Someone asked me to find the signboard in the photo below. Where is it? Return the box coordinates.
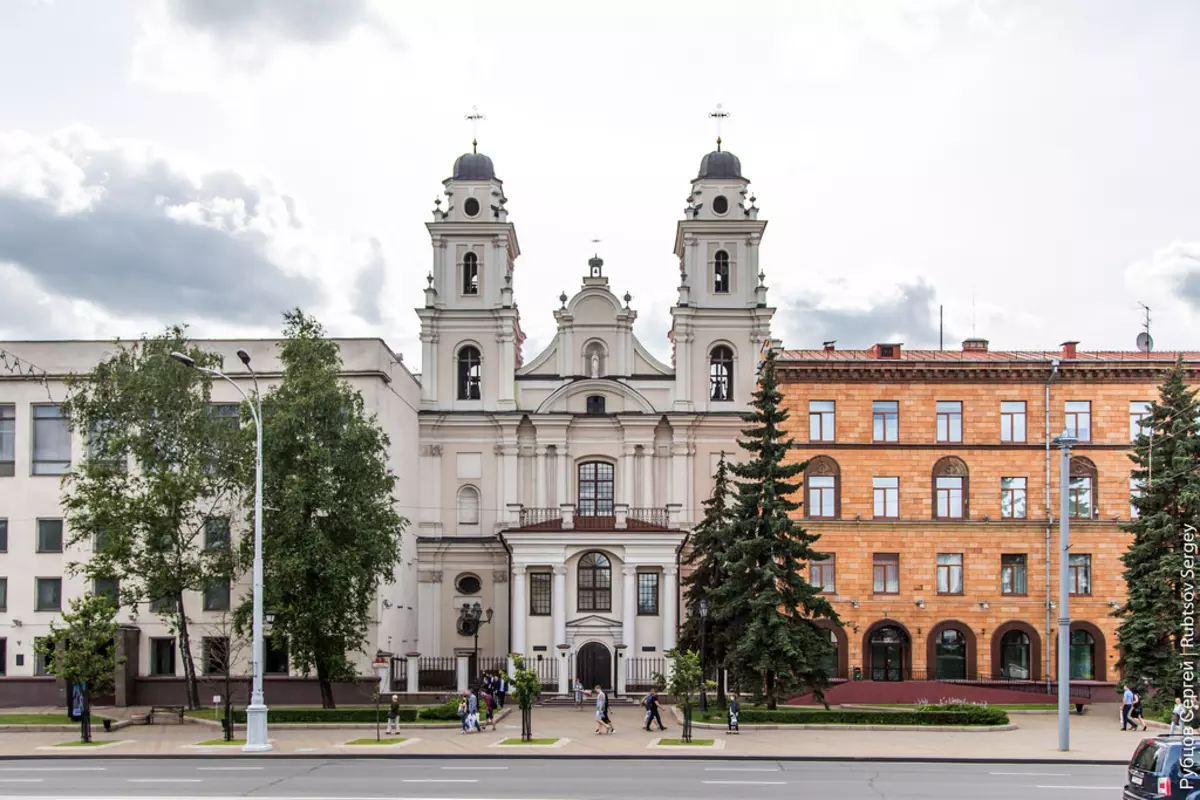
[213,695,222,705]
[68,683,86,721]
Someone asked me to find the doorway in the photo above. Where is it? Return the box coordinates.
[576,642,612,691]
[868,625,909,681]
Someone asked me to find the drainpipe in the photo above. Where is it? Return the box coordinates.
[500,533,513,659]
[1044,359,1060,690]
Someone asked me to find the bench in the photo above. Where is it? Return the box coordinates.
[148,706,186,724]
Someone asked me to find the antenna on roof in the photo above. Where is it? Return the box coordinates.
[1137,302,1153,352]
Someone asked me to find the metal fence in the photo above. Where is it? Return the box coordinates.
[418,656,457,692]
[389,657,407,690]
[626,658,664,692]
[532,657,559,692]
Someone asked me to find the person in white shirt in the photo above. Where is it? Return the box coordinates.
[1170,696,1185,735]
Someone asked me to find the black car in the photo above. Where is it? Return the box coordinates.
[1125,735,1200,798]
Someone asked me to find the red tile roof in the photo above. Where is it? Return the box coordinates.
[778,349,1200,364]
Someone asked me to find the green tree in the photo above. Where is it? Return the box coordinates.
[244,309,407,708]
[653,649,711,742]
[1117,357,1200,693]
[712,347,839,710]
[505,654,542,741]
[61,328,247,710]
[678,453,735,703]
[35,594,122,742]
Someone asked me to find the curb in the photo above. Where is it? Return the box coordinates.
[670,706,1017,733]
[0,720,132,733]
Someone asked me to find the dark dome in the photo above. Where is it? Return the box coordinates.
[453,152,496,181]
[697,150,742,180]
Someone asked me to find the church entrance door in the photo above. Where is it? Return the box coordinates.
[576,642,612,691]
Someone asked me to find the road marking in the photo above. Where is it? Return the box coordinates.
[127,778,204,783]
[0,779,44,784]
[402,779,480,783]
[705,767,780,772]
[442,766,509,770]
[1034,786,1124,790]
[703,780,788,786]
[992,772,1071,776]
[0,767,106,772]
[196,766,264,771]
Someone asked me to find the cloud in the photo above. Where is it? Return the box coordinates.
[1124,241,1200,314]
[0,128,319,327]
[353,237,386,325]
[780,279,949,349]
[165,0,377,44]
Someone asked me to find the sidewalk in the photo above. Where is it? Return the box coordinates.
[0,704,1143,763]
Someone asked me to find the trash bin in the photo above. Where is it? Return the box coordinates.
[853,666,862,681]
[102,719,112,732]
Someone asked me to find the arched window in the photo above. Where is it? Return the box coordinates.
[461,252,479,295]
[709,346,733,402]
[577,461,615,517]
[577,552,612,612]
[457,346,481,400]
[932,456,969,520]
[713,250,730,294]
[999,630,1031,679]
[820,628,839,678]
[934,628,967,680]
[1069,629,1095,680]
[1068,456,1098,519]
[456,485,480,525]
[805,456,841,519]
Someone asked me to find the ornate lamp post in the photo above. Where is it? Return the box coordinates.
[699,598,709,712]
[459,602,493,686]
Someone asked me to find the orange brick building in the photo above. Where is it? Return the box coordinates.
[774,339,1200,695]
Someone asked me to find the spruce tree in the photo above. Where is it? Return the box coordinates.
[1117,356,1200,694]
[712,348,839,709]
[679,454,735,703]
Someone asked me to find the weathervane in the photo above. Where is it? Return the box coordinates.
[465,106,485,153]
[709,104,730,151]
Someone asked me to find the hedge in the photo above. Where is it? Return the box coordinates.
[417,698,463,721]
[914,703,1009,726]
[220,707,430,724]
[712,707,1008,726]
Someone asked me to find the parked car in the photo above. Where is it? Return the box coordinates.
[1125,735,1200,799]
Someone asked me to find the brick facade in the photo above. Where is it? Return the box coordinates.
[775,341,1200,692]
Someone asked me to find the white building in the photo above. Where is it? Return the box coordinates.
[0,140,773,703]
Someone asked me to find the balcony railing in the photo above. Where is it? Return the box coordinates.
[508,503,680,532]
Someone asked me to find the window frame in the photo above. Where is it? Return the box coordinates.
[932,457,969,520]
[0,518,7,553]
[1068,457,1098,520]
[456,346,482,401]
[586,395,606,415]
[808,400,836,442]
[528,572,551,616]
[712,250,730,294]
[804,456,840,520]
[1068,553,1092,596]
[36,518,64,553]
[203,579,231,612]
[1129,401,1152,441]
[0,576,6,612]
[461,251,480,295]
[872,476,899,519]
[936,553,964,595]
[936,400,963,443]
[1000,401,1027,443]
[1130,476,1144,519]
[1000,476,1027,519]
[202,636,229,676]
[265,636,289,675]
[709,346,734,402]
[31,403,70,476]
[1001,554,1027,596]
[203,517,230,550]
[35,577,62,612]
[93,577,119,607]
[1064,400,1092,443]
[810,556,836,594]
[872,552,900,595]
[637,571,660,616]
[872,401,899,442]
[0,404,14,477]
[577,552,612,613]
[456,485,481,525]
[577,462,615,517]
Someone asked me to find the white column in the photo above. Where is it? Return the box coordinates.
[552,565,568,647]
[622,444,635,508]
[406,653,420,694]
[502,444,519,510]
[670,443,688,509]
[535,446,548,508]
[456,656,469,692]
[622,566,637,654]
[662,566,678,652]
[512,565,528,657]
[557,446,570,507]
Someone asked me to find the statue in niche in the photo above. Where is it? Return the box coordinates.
[590,352,600,378]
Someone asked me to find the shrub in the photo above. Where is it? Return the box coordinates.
[221,707,420,724]
[914,703,1008,726]
[417,698,462,721]
[720,708,1007,726]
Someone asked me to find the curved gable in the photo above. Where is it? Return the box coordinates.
[535,378,657,414]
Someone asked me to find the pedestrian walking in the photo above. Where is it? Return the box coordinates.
[482,687,498,731]
[727,693,740,734]
[468,689,481,732]
[573,678,584,710]
[594,685,614,734]
[458,693,469,734]
[386,694,401,735]
[1170,697,1185,735]
[1129,691,1148,732]
[642,689,665,731]
[497,674,508,708]
[1121,685,1135,731]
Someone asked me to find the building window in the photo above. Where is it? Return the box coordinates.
[586,395,606,414]
[872,401,899,442]
[999,630,1031,679]
[1064,401,1092,442]
[456,573,482,595]
[529,572,551,616]
[934,628,967,680]
[461,251,479,295]
[1069,554,1091,596]
[0,577,6,612]
[0,518,6,553]
[872,553,899,594]
[1068,456,1098,519]
[1001,477,1027,519]
[456,346,482,400]
[809,401,835,442]
[936,401,963,443]
[577,462,615,517]
[873,477,899,518]
[1070,629,1095,680]
[150,594,178,614]
[577,551,612,612]
[937,553,964,594]
[0,404,14,477]
[1000,401,1026,443]
[932,456,969,520]
[1131,477,1145,519]
[93,577,119,606]
[204,517,230,550]
[202,637,229,675]
[35,637,53,676]
[713,250,730,294]
[32,404,70,475]
[709,346,733,402]
[203,579,231,612]
[265,637,289,674]
[1001,554,1027,595]
[35,577,61,612]
[457,485,481,525]
[637,572,659,615]
[810,556,835,594]
[804,456,840,519]
[36,519,63,553]
[150,638,176,676]
[1130,401,1152,441]
[0,638,6,675]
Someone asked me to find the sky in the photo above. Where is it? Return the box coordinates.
[1,0,1199,370]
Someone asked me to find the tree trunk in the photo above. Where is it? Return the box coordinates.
[175,596,201,710]
[317,662,336,709]
[81,692,92,743]
[765,670,777,711]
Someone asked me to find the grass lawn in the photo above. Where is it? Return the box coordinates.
[53,740,117,747]
[195,738,246,746]
[658,738,715,746]
[0,714,102,725]
[344,738,409,746]
[498,738,558,745]
[857,704,1054,711]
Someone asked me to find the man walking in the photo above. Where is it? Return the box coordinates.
[497,674,508,708]
[386,694,401,735]
[642,689,665,731]
[1121,684,1135,731]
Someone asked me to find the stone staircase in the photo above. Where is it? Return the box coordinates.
[539,694,642,707]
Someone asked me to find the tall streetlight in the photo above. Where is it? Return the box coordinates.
[172,349,270,753]
[699,599,709,712]
[460,602,493,686]
[1053,429,1077,752]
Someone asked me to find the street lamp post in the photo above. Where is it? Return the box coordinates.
[699,599,709,713]
[459,602,493,687]
[1053,430,1077,752]
[172,349,270,753]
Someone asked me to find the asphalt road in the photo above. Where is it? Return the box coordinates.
[0,758,1128,799]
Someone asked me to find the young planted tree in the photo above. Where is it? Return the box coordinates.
[35,594,122,742]
[245,310,407,708]
[712,347,839,710]
[198,613,250,742]
[653,649,710,742]
[506,654,542,741]
[61,328,248,710]
[1117,357,1200,695]
[678,454,735,704]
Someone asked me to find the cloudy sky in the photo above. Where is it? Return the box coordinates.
[1,0,1198,368]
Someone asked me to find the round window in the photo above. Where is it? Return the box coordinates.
[463,197,481,217]
[456,574,482,595]
[712,195,729,215]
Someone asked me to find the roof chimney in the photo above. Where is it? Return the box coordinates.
[874,343,902,359]
[1061,341,1079,359]
[823,340,836,352]
[962,338,989,353]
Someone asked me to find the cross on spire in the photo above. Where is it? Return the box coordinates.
[465,106,485,153]
[709,103,730,151]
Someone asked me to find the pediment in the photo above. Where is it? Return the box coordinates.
[567,614,622,628]
[535,378,657,414]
